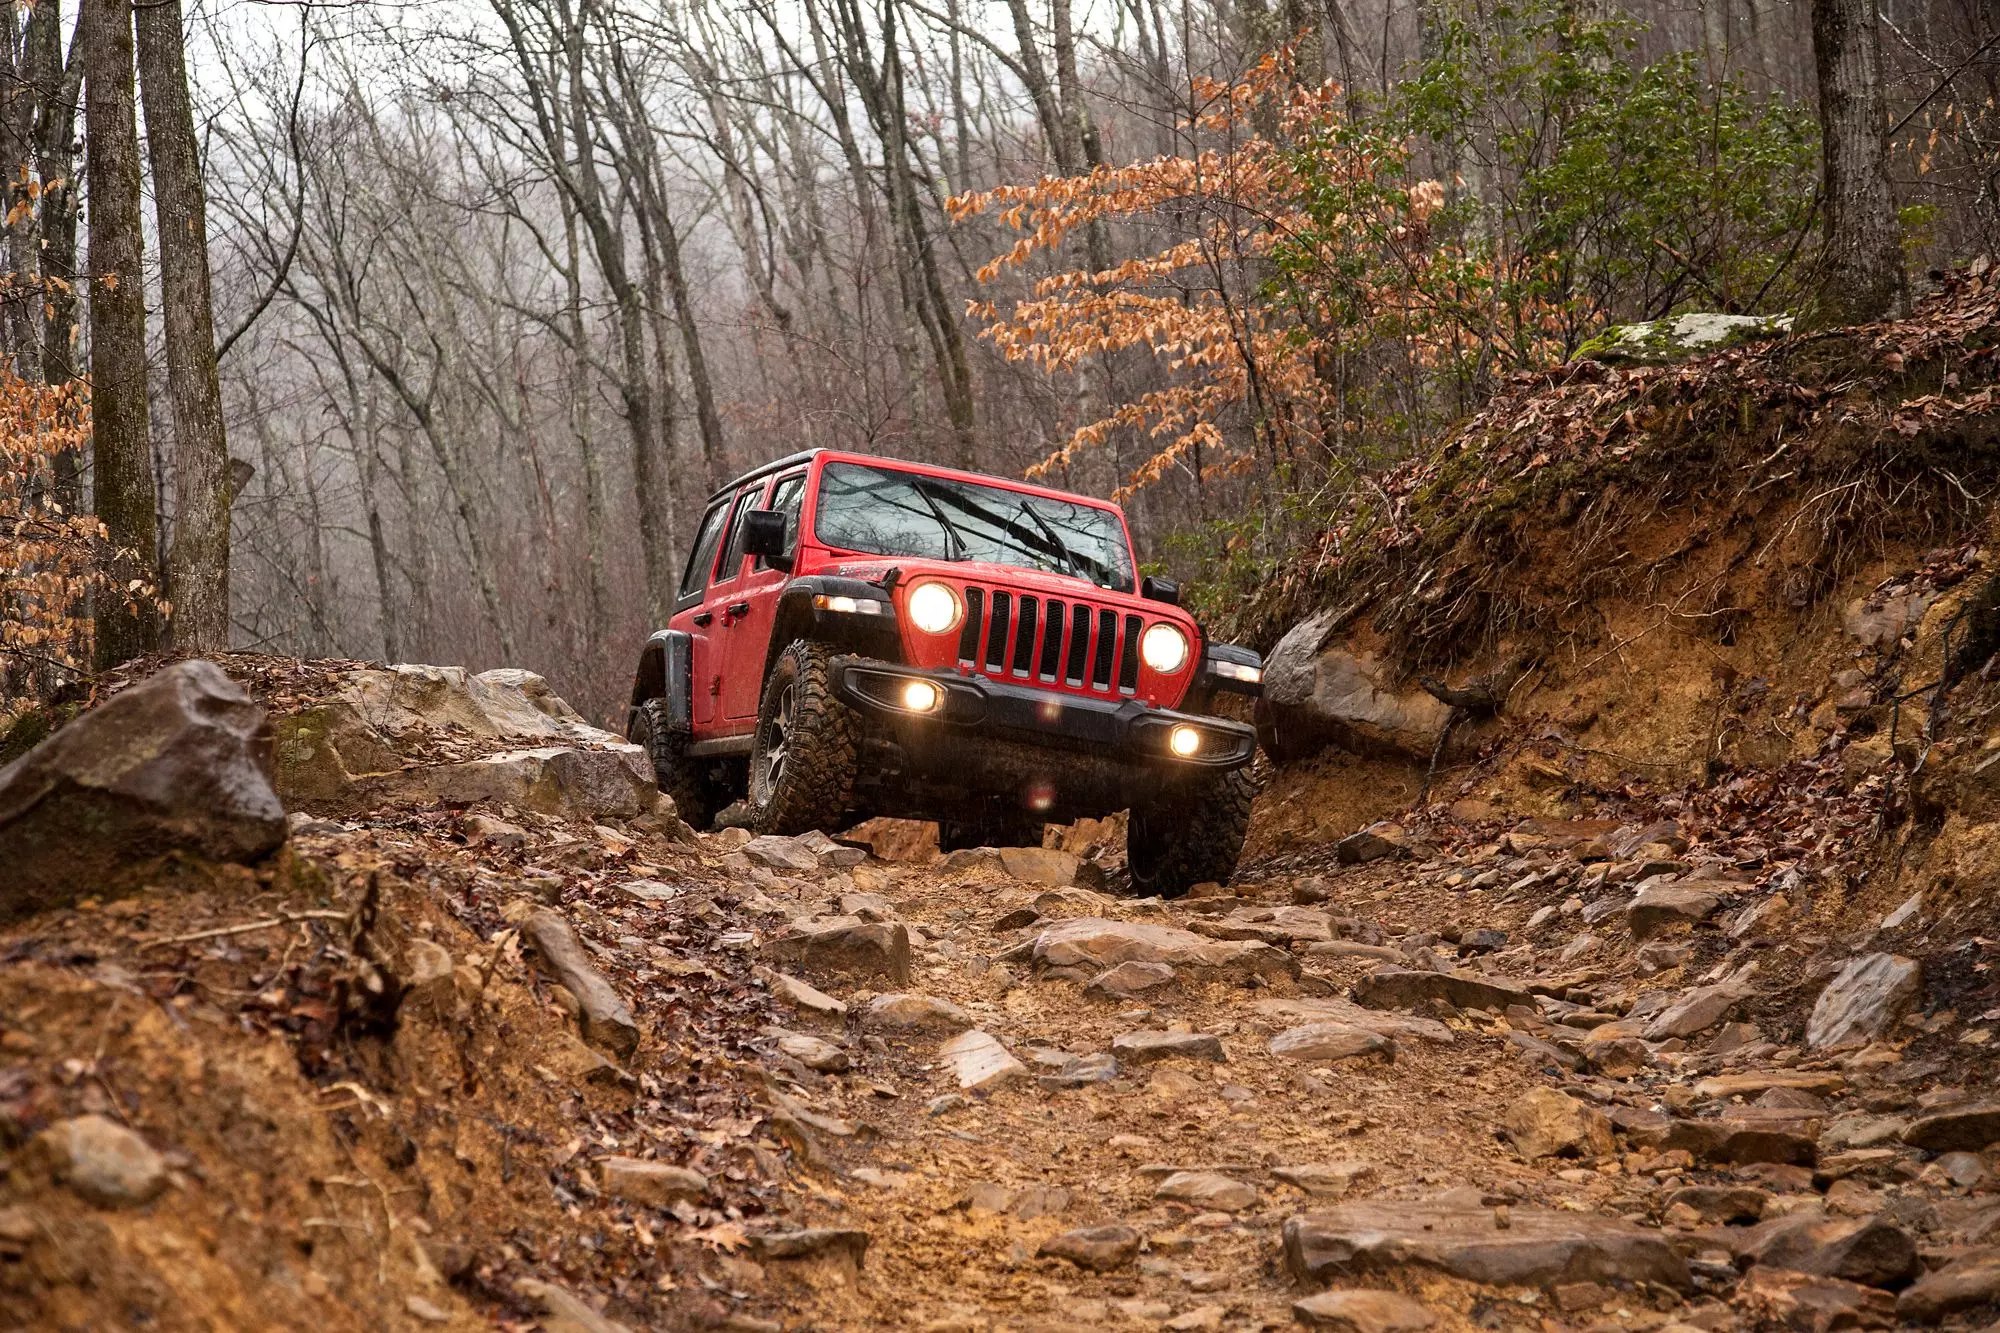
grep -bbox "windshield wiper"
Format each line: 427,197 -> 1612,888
1018,500 -> 1080,581
911,479 -> 967,560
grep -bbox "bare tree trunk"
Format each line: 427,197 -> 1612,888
137,0 -> 232,653
2,5 -> 41,379
81,0 -> 158,667
1806,0 -> 1906,327
31,2 -> 82,506
558,195 -> 610,651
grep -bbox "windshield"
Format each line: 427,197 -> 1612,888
813,461 -> 1135,592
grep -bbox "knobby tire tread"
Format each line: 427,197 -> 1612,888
752,640 -> 858,835
1127,766 -> 1256,898
633,697 -> 721,831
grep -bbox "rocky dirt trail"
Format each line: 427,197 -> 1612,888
3,656 -> 2000,1333
739,814 -> 2000,1333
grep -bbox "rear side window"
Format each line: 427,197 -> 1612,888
679,502 -> 730,601
757,473 -> 807,570
713,484 -> 764,585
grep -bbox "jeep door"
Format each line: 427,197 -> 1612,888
720,469 -> 808,723
689,486 -> 757,729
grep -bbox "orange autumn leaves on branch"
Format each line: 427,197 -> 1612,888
950,50 -> 1518,498
0,372 -> 158,681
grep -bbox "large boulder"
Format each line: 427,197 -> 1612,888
1573,312 -> 1792,366
0,660 -> 287,920
1255,612 -> 1458,762
272,663 -> 658,820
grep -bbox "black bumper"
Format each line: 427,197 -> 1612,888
829,657 -> 1257,770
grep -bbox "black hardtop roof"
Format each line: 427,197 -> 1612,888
705,449 -> 822,505
704,449 -> 1095,508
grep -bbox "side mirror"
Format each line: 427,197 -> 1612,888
743,509 -> 792,570
1141,575 -> 1180,605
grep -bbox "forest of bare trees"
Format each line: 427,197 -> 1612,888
1,0 -> 1997,722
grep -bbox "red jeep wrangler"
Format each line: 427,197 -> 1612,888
626,450 -> 1264,896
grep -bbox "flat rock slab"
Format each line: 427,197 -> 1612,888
1306,941 -> 1409,964
1352,967 -> 1529,1013
1612,1106 -> 1818,1166
1,660 -> 288,919
1273,1161 -> 1378,1198
1027,917 -> 1299,984
1643,983 -> 1754,1040
598,1158 -> 708,1206
1039,1224 -> 1140,1272
749,1228 -> 871,1265
1896,1247 -> 2000,1323
1626,883 -> 1723,940
761,919 -> 912,986
1807,953 -> 1921,1050
762,970 -> 847,1022
1336,825 -> 1409,865
998,846 -> 1088,886
1037,1051 -> 1120,1090
1727,1214 -> 1918,1287
1086,961 -> 1178,998
1693,1070 -> 1846,1100
1293,1289 -> 1436,1333
1251,998 -> 1455,1046
1283,1201 -> 1691,1291
1155,1171 -> 1258,1212
862,992 -> 972,1032
742,834 -> 825,873
1666,1185 -> 1769,1224
1902,1103 -> 2000,1153
940,1030 -> 1027,1091
777,1033 -> 850,1072
1268,1022 -> 1394,1063
1190,905 -> 1335,945
1111,1030 -> 1225,1064
1734,1267 -> 1895,1332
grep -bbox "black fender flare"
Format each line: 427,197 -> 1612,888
628,629 -> 693,735
761,576 -> 904,686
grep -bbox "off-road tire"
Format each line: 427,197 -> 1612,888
1126,767 -> 1255,899
748,639 -> 859,835
631,697 -> 722,831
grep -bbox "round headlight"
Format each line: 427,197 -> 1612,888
1140,622 -> 1191,673
905,580 -> 963,634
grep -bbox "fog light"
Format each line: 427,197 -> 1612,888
1168,725 -> 1201,757
902,679 -> 942,712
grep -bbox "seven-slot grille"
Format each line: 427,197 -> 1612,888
955,586 -> 1145,694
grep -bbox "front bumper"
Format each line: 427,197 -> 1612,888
829,656 -> 1257,770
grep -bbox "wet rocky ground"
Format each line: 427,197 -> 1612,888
3,658 -> 1999,1332
688,817 -> 2000,1332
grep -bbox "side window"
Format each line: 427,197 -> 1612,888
756,473 -> 807,571
678,502 -> 730,602
712,484 -> 764,586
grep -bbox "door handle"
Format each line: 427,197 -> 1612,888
726,601 -> 751,617
692,612 -> 713,627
